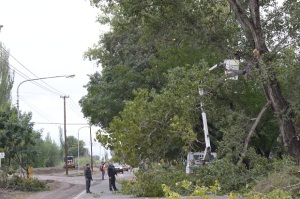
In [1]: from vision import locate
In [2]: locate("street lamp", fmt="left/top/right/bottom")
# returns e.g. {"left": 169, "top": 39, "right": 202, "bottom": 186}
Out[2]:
{"left": 16, "top": 74, "right": 75, "bottom": 175}
{"left": 16, "top": 74, "right": 75, "bottom": 119}
{"left": 77, "top": 125, "right": 90, "bottom": 174}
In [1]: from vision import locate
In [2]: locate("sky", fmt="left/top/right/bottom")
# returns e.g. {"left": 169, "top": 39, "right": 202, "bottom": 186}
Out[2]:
{"left": 0, "top": 0, "right": 109, "bottom": 159}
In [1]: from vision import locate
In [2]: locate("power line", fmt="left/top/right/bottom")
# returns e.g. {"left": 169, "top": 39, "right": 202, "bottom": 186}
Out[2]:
{"left": 0, "top": 55, "right": 64, "bottom": 96}
{"left": 20, "top": 96, "right": 55, "bottom": 123}
{"left": 0, "top": 46, "right": 67, "bottom": 96}
{"left": 68, "top": 97, "right": 84, "bottom": 119}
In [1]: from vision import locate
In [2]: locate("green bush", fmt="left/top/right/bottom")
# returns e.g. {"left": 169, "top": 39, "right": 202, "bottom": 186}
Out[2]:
{"left": 119, "top": 156, "right": 300, "bottom": 197}
{"left": 162, "top": 181, "right": 293, "bottom": 199}
{"left": 191, "top": 158, "right": 252, "bottom": 194}
{"left": 252, "top": 165, "right": 300, "bottom": 198}
{"left": 119, "top": 165, "right": 188, "bottom": 197}
{"left": 0, "top": 175, "right": 47, "bottom": 192}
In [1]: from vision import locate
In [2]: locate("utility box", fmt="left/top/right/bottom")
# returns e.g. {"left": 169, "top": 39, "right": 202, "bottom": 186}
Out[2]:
{"left": 224, "top": 59, "right": 240, "bottom": 80}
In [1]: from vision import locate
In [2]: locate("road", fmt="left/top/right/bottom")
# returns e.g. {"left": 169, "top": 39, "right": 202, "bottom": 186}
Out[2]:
{"left": 1, "top": 168, "right": 244, "bottom": 199}
{"left": 25, "top": 168, "right": 137, "bottom": 199}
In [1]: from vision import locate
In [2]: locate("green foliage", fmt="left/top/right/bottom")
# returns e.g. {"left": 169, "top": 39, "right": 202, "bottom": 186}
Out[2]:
{"left": 0, "top": 104, "right": 37, "bottom": 173}
{"left": 162, "top": 182, "right": 293, "bottom": 199}
{"left": 192, "top": 159, "right": 250, "bottom": 194}
{"left": 0, "top": 104, "right": 64, "bottom": 170}
{"left": 87, "top": 0, "right": 300, "bottom": 185}
{"left": 162, "top": 180, "right": 221, "bottom": 199}
{"left": 106, "top": 64, "right": 209, "bottom": 165}
{"left": 190, "top": 153, "right": 275, "bottom": 194}
{"left": 0, "top": 42, "right": 14, "bottom": 106}
{"left": 119, "top": 157, "right": 298, "bottom": 198}
{"left": 119, "top": 166, "right": 188, "bottom": 197}
{"left": 247, "top": 190, "right": 293, "bottom": 199}
{"left": 66, "top": 135, "right": 86, "bottom": 157}
{"left": 0, "top": 175, "right": 47, "bottom": 192}
{"left": 82, "top": 0, "right": 232, "bottom": 129}
{"left": 252, "top": 157, "right": 300, "bottom": 198}
{"left": 28, "top": 132, "right": 61, "bottom": 167}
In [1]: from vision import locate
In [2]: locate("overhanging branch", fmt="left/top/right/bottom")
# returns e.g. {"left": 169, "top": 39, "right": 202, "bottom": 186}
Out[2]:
{"left": 238, "top": 101, "right": 271, "bottom": 165}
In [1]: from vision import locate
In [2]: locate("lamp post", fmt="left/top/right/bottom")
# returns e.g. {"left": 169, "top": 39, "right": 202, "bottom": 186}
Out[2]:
{"left": 16, "top": 74, "right": 75, "bottom": 119}
{"left": 77, "top": 125, "right": 90, "bottom": 174}
{"left": 16, "top": 74, "right": 75, "bottom": 176}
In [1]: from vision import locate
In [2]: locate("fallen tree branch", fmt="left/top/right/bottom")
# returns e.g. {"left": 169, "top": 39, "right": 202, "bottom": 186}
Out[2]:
{"left": 238, "top": 101, "right": 271, "bottom": 165}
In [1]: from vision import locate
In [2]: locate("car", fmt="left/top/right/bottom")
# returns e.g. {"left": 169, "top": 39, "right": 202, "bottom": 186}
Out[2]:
{"left": 113, "top": 163, "right": 123, "bottom": 173}
{"left": 122, "top": 164, "right": 130, "bottom": 172}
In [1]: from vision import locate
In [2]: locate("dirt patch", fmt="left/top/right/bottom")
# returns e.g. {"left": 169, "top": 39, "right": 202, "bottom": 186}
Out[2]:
{"left": 0, "top": 180, "right": 83, "bottom": 199}
{"left": 24, "top": 181, "right": 83, "bottom": 199}
{"left": 0, "top": 188, "right": 32, "bottom": 199}
{"left": 32, "top": 167, "right": 73, "bottom": 175}
{"left": 0, "top": 178, "right": 61, "bottom": 199}
{"left": 0, "top": 167, "right": 84, "bottom": 199}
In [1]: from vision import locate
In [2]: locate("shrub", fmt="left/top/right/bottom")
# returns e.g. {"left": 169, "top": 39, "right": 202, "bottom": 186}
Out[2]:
{"left": 252, "top": 165, "right": 300, "bottom": 198}
{"left": 119, "top": 156, "right": 300, "bottom": 197}
{"left": 0, "top": 175, "right": 47, "bottom": 192}
{"left": 119, "top": 165, "right": 188, "bottom": 197}
{"left": 191, "top": 158, "right": 251, "bottom": 194}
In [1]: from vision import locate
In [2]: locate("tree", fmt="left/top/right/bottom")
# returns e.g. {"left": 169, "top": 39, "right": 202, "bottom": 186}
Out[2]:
{"left": 105, "top": 65, "right": 207, "bottom": 165}
{"left": 226, "top": 0, "right": 300, "bottom": 162}
{"left": 0, "top": 42, "right": 14, "bottom": 105}
{"left": 66, "top": 135, "right": 86, "bottom": 157}
{"left": 87, "top": 0, "right": 300, "bottom": 163}
{"left": 0, "top": 104, "right": 36, "bottom": 176}
{"left": 29, "top": 132, "right": 61, "bottom": 167}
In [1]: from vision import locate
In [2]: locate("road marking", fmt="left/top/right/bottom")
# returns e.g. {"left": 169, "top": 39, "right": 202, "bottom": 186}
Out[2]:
{"left": 72, "top": 190, "right": 86, "bottom": 199}
{"left": 72, "top": 180, "right": 103, "bottom": 199}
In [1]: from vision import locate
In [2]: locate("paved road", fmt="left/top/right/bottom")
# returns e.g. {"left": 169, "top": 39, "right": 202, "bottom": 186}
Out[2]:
{"left": 71, "top": 171, "right": 136, "bottom": 199}
{"left": 29, "top": 169, "right": 239, "bottom": 199}
{"left": 31, "top": 169, "right": 141, "bottom": 199}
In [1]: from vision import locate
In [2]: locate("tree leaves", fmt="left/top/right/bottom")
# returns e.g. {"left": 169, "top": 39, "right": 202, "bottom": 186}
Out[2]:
{"left": 84, "top": 0, "right": 300, "bottom": 163}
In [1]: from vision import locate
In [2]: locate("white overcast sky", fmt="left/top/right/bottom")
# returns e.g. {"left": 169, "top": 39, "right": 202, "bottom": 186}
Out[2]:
{"left": 0, "top": 0, "right": 109, "bottom": 158}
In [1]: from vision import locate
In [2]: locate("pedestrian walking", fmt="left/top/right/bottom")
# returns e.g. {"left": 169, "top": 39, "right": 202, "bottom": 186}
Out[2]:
{"left": 84, "top": 163, "right": 93, "bottom": 194}
{"left": 107, "top": 161, "right": 118, "bottom": 191}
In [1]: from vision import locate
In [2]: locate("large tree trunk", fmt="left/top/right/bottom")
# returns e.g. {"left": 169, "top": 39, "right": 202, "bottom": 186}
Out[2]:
{"left": 228, "top": 0, "right": 300, "bottom": 162}
{"left": 265, "top": 78, "right": 300, "bottom": 162}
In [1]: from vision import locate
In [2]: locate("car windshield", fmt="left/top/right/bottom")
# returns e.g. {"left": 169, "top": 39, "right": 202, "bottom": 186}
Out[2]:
{"left": 113, "top": 163, "right": 120, "bottom": 167}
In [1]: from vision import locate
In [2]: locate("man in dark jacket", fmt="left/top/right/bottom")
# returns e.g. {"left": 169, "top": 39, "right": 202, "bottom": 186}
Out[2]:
{"left": 107, "top": 161, "right": 118, "bottom": 191}
{"left": 84, "top": 163, "right": 93, "bottom": 193}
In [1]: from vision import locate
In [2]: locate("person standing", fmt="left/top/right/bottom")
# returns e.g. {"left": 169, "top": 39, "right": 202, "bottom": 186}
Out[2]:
{"left": 100, "top": 162, "right": 106, "bottom": 180}
{"left": 141, "top": 158, "right": 152, "bottom": 170}
{"left": 107, "top": 161, "right": 118, "bottom": 191}
{"left": 84, "top": 163, "right": 93, "bottom": 194}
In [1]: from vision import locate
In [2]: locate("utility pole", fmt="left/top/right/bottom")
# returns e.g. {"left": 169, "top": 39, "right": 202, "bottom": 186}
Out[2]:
{"left": 61, "top": 95, "right": 69, "bottom": 175}
{"left": 90, "top": 125, "right": 93, "bottom": 172}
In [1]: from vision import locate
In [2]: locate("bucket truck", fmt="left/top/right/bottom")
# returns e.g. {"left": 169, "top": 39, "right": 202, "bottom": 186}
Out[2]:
{"left": 186, "top": 59, "right": 239, "bottom": 174}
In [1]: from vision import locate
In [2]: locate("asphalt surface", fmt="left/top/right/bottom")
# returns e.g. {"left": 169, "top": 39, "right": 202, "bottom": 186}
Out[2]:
{"left": 71, "top": 171, "right": 137, "bottom": 199}
{"left": 32, "top": 169, "right": 144, "bottom": 199}
{"left": 31, "top": 168, "right": 239, "bottom": 199}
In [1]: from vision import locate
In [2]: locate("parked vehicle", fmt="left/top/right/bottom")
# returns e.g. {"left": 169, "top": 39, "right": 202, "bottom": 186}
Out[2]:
{"left": 122, "top": 164, "right": 130, "bottom": 171}
{"left": 113, "top": 163, "right": 123, "bottom": 173}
